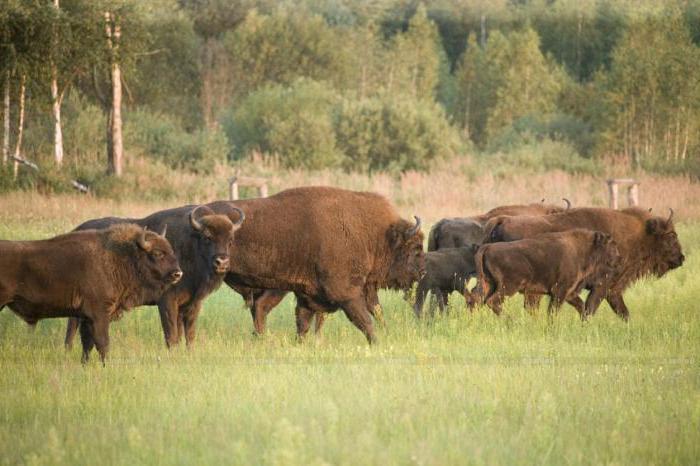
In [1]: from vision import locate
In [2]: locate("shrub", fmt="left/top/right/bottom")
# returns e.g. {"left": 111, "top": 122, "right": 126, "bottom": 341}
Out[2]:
{"left": 480, "top": 139, "right": 601, "bottom": 176}
{"left": 223, "top": 79, "right": 342, "bottom": 170}
{"left": 124, "top": 109, "right": 228, "bottom": 173}
{"left": 334, "top": 93, "right": 461, "bottom": 172}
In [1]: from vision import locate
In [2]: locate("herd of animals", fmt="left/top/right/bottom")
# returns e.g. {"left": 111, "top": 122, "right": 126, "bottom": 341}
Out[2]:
{"left": 0, "top": 186, "right": 686, "bottom": 364}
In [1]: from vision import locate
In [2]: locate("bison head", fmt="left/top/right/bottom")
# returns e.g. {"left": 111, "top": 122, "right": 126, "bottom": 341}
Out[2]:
{"left": 645, "top": 208, "right": 684, "bottom": 276}
{"left": 190, "top": 205, "right": 245, "bottom": 275}
{"left": 136, "top": 226, "right": 183, "bottom": 285}
{"left": 386, "top": 216, "right": 426, "bottom": 290}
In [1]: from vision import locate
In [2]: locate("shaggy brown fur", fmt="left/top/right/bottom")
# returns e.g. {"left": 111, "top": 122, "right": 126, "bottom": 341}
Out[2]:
{"left": 207, "top": 186, "right": 425, "bottom": 344}
{"left": 64, "top": 204, "right": 243, "bottom": 349}
{"left": 414, "top": 245, "right": 479, "bottom": 317}
{"left": 483, "top": 207, "right": 685, "bottom": 319}
{"left": 469, "top": 229, "right": 621, "bottom": 317}
{"left": 0, "top": 225, "right": 181, "bottom": 363}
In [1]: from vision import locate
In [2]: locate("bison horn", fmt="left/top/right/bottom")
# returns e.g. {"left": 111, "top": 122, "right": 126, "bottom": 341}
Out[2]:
{"left": 408, "top": 216, "right": 422, "bottom": 236}
{"left": 189, "top": 206, "right": 204, "bottom": 232}
{"left": 160, "top": 224, "right": 168, "bottom": 238}
{"left": 562, "top": 198, "right": 571, "bottom": 209}
{"left": 231, "top": 207, "right": 245, "bottom": 227}
{"left": 667, "top": 208, "right": 674, "bottom": 224}
{"left": 540, "top": 198, "right": 546, "bottom": 203}
{"left": 648, "top": 208, "right": 653, "bottom": 213}
{"left": 137, "top": 227, "right": 152, "bottom": 251}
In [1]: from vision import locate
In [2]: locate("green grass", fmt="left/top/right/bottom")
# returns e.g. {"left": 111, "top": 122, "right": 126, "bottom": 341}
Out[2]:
{"left": 0, "top": 220, "right": 698, "bottom": 465}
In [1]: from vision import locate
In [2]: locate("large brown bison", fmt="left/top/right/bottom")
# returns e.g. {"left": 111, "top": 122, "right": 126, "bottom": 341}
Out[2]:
{"left": 484, "top": 207, "right": 685, "bottom": 319}
{"left": 428, "top": 199, "right": 570, "bottom": 251}
{"left": 414, "top": 245, "right": 478, "bottom": 317}
{"left": 0, "top": 225, "right": 181, "bottom": 363}
{"left": 470, "top": 229, "right": 621, "bottom": 316}
{"left": 64, "top": 204, "right": 244, "bottom": 348}
{"left": 205, "top": 186, "right": 425, "bottom": 343}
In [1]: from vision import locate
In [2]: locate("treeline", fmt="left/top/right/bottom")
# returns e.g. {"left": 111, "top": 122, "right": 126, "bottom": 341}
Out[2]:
{"left": 1, "top": 0, "right": 699, "bottom": 193}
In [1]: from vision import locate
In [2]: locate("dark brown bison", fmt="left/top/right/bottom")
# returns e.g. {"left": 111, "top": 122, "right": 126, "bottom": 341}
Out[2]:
{"left": 427, "top": 199, "right": 570, "bottom": 251}
{"left": 470, "top": 229, "right": 621, "bottom": 316}
{"left": 414, "top": 245, "right": 479, "bottom": 317}
{"left": 483, "top": 207, "right": 684, "bottom": 319}
{"left": 205, "top": 186, "right": 425, "bottom": 343}
{"left": 0, "top": 225, "right": 181, "bottom": 363}
{"left": 64, "top": 204, "right": 244, "bottom": 348}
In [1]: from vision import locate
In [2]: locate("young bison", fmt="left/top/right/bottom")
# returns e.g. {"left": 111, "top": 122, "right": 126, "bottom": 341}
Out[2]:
{"left": 414, "top": 245, "right": 478, "bottom": 317}
{"left": 469, "top": 229, "right": 621, "bottom": 318}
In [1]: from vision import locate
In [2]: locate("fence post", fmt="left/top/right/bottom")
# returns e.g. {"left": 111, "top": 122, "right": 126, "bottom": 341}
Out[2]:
{"left": 607, "top": 180, "right": 619, "bottom": 209}
{"left": 228, "top": 177, "right": 239, "bottom": 201}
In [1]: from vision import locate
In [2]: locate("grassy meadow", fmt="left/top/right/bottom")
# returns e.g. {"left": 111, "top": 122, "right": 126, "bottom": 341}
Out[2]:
{"left": 0, "top": 196, "right": 699, "bottom": 465}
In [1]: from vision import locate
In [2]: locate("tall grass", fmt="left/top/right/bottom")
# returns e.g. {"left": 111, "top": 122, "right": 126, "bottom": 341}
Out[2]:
{"left": 0, "top": 209, "right": 698, "bottom": 465}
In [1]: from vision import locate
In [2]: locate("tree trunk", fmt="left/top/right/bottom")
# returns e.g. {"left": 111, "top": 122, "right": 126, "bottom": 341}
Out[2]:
{"left": 13, "top": 74, "right": 26, "bottom": 179}
{"left": 200, "top": 37, "right": 215, "bottom": 129}
{"left": 51, "top": 0, "right": 64, "bottom": 166}
{"left": 105, "top": 11, "right": 123, "bottom": 177}
{"left": 2, "top": 71, "right": 9, "bottom": 165}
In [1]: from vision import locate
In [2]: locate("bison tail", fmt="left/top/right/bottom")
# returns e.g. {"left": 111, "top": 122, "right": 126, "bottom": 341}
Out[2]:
{"left": 470, "top": 246, "right": 493, "bottom": 306}
{"left": 484, "top": 219, "right": 506, "bottom": 244}
{"left": 427, "top": 220, "right": 443, "bottom": 252}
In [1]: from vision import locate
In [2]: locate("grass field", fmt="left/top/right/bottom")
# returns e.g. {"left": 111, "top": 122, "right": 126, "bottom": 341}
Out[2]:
{"left": 0, "top": 211, "right": 698, "bottom": 465}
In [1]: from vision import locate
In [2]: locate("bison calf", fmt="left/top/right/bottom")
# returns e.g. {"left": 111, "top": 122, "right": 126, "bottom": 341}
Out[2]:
{"left": 0, "top": 225, "right": 181, "bottom": 363}
{"left": 469, "top": 229, "right": 621, "bottom": 317}
{"left": 414, "top": 245, "right": 478, "bottom": 317}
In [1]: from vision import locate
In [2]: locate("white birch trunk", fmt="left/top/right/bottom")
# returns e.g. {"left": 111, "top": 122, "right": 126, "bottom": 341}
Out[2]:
{"left": 105, "top": 11, "right": 123, "bottom": 177}
{"left": 13, "top": 74, "right": 26, "bottom": 179}
{"left": 51, "top": 0, "right": 64, "bottom": 166}
{"left": 2, "top": 71, "right": 9, "bottom": 165}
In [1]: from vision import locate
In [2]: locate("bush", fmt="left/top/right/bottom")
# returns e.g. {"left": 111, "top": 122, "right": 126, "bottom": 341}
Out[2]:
{"left": 481, "top": 139, "right": 601, "bottom": 176}
{"left": 124, "top": 109, "right": 228, "bottom": 173}
{"left": 223, "top": 79, "right": 342, "bottom": 170}
{"left": 334, "top": 93, "right": 461, "bottom": 172}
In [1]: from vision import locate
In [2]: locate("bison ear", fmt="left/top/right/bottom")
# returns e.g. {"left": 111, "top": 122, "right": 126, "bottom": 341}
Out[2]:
{"left": 646, "top": 218, "right": 666, "bottom": 236}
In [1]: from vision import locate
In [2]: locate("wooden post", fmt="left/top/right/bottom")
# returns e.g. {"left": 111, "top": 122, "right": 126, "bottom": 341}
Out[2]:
{"left": 228, "top": 176, "right": 239, "bottom": 201}
{"left": 228, "top": 174, "right": 267, "bottom": 200}
{"left": 607, "top": 180, "right": 619, "bottom": 209}
{"left": 628, "top": 183, "right": 639, "bottom": 207}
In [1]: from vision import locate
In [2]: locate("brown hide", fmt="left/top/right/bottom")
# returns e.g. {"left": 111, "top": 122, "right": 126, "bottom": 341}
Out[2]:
{"left": 0, "top": 225, "right": 180, "bottom": 363}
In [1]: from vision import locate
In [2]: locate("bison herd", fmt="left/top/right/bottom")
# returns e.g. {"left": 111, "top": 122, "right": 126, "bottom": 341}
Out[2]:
{"left": 0, "top": 186, "right": 686, "bottom": 364}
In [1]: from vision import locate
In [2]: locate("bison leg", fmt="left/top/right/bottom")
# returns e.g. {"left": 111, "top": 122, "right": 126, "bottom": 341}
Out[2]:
{"left": 252, "top": 289, "right": 287, "bottom": 335}
{"left": 65, "top": 317, "right": 80, "bottom": 350}
{"left": 91, "top": 317, "right": 110, "bottom": 366}
{"left": 413, "top": 287, "right": 427, "bottom": 318}
{"left": 566, "top": 296, "right": 586, "bottom": 318}
{"left": 523, "top": 293, "right": 542, "bottom": 311}
{"left": 158, "top": 294, "right": 182, "bottom": 348}
{"left": 182, "top": 302, "right": 203, "bottom": 348}
{"left": 435, "top": 289, "right": 448, "bottom": 315}
{"left": 79, "top": 319, "right": 95, "bottom": 364}
{"left": 341, "top": 297, "right": 376, "bottom": 344}
{"left": 485, "top": 292, "right": 504, "bottom": 316}
{"left": 313, "top": 312, "right": 326, "bottom": 334}
{"left": 583, "top": 286, "right": 609, "bottom": 319}
{"left": 295, "top": 305, "right": 315, "bottom": 340}
{"left": 605, "top": 292, "right": 630, "bottom": 321}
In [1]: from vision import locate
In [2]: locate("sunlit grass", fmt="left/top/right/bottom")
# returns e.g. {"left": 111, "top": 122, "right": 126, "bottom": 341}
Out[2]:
{"left": 0, "top": 218, "right": 698, "bottom": 465}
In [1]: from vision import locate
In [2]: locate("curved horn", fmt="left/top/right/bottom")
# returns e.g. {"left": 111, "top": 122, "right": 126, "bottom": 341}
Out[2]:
{"left": 160, "top": 224, "right": 168, "bottom": 238}
{"left": 231, "top": 207, "right": 245, "bottom": 227}
{"left": 562, "top": 198, "right": 571, "bottom": 210}
{"left": 540, "top": 198, "right": 546, "bottom": 203}
{"left": 189, "top": 206, "right": 204, "bottom": 232}
{"left": 648, "top": 207, "right": 653, "bottom": 213}
{"left": 408, "top": 216, "right": 422, "bottom": 236}
{"left": 137, "top": 227, "right": 151, "bottom": 251}
{"left": 667, "top": 208, "right": 674, "bottom": 224}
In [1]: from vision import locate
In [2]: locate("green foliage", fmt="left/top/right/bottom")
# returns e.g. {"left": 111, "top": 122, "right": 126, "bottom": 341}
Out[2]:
{"left": 223, "top": 8, "right": 352, "bottom": 101}
{"left": 223, "top": 79, "right": 342, "bottom": 169}
{"left": 335, "top": 93, "right": 460, "bottom": 172}
{"left": 124, "top": 109, "right": 228, "bottom": 173}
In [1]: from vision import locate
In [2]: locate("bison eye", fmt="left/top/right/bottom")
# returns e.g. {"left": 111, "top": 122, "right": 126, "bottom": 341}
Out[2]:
{"left": 152, "top": 250, "right": 164, "bottom": 259}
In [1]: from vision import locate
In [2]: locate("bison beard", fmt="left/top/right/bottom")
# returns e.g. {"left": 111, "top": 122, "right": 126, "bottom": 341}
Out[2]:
{"left": 482, "top": 207, "right": 684, "bottom": 319}
{"left": 0, "top": 225, "right": 181, "bottom": 363}
{"left": 206, "top": 186, "right": 425, "bottom": 344}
